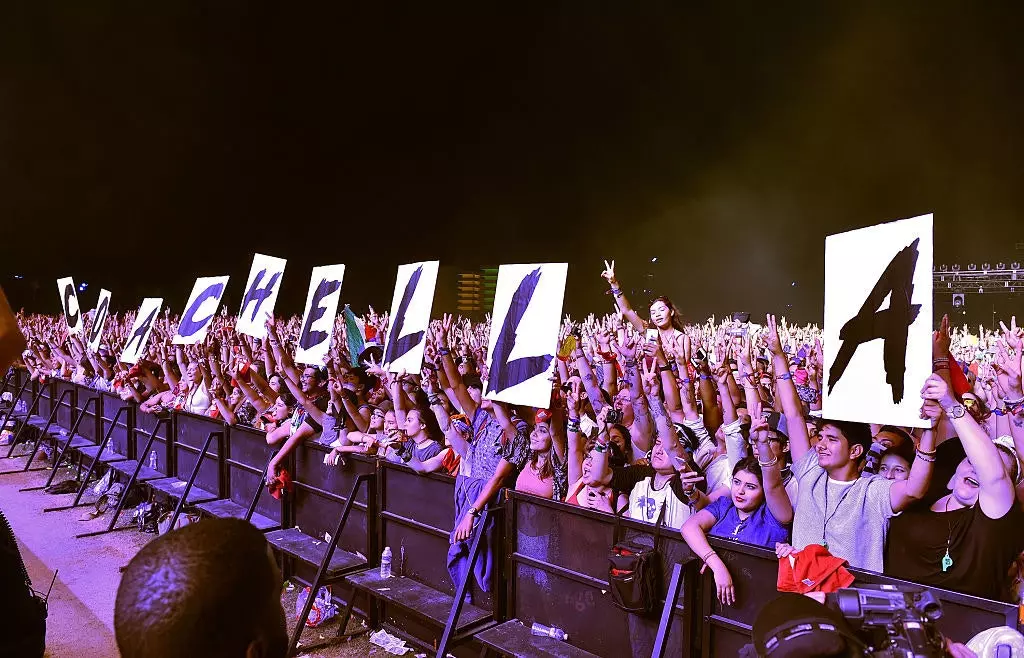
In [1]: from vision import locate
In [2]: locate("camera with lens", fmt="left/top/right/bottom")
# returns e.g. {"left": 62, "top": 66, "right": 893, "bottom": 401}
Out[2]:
{"left": 743, "top": 585, "right": 946, "bottom": 657}
{"left": 828, "top": 584, "right": 945, "bottom": 657}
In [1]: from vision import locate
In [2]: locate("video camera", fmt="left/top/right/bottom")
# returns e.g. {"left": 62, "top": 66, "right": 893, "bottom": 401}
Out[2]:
{"left": 828, "top": 584, "right": 945, "bottom": 657}
{"left": 743, "top": 584, "right": 947, "bottom": 657}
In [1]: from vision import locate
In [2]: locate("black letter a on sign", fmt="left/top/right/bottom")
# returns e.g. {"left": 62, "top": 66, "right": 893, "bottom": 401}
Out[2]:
{"left": 383, "top": 266, "right": 425, "bottom": 366}
{"left": 827, "top": 238, "right": 922, "bottom": 403}
{"left": 124, "top": 306, "right": 159, "bottom": 360}
{"left": 486, "top": 268, "right": 554, "bottom": 395}
{"left": 241, "top": 269, "right": 282, "bottom": 322}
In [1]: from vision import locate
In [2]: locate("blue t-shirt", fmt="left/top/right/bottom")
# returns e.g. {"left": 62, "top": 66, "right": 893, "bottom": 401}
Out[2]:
{"left": 705, "top": 495, "right": 790, "bottom": 548}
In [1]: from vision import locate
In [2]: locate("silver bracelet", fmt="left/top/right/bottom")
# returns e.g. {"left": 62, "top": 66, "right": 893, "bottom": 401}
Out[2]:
{"left": 758, "top": 455, "right": 779, "bottom": 468}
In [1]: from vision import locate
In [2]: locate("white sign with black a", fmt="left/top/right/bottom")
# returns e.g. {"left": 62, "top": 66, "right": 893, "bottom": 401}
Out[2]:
{"left": 121, "top": 298, "right": 163, "bottom": 365}
{"left": 484, "top": 262, "right": 568, "bottom": 408}
{"left": 822, "top": 213, "right": 933, "bottom": 428}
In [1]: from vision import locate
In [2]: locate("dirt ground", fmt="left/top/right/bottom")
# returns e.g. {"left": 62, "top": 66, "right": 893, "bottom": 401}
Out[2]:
{"left": 0, "top": 444, "right": 388, "bottom": 658}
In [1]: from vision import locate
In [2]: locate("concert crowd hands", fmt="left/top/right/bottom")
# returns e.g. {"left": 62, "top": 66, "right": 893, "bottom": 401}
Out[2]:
{"left": 10, "top": 263, "right": 1024, "bottom": 639}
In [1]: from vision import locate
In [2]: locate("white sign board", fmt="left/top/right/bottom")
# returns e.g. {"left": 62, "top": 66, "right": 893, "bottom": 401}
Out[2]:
{"left": 823, "top": 214, "right": 933, "bottom": 428}
{"left": 236, "top": 253, "right": 287, "bottom": 338}
{"left": 121, "top": 298, "right": 163, "bottom": 365}
{"left": 484, "top": 263, "right": 568, "bottom": 408}
{"left": 87, "top": 289, "right": 112, "bottom": 352}
{"left": 174, "top": 276, "right": 230, "bottom": 345}
{"left": 384, "top": 261, "right": 439, "bottom": 375}
{"left": 294, "top": 264, "right": 346, "bottom": 365}
{"left": 56, "top": 277, "right": 84, "bottom": 335}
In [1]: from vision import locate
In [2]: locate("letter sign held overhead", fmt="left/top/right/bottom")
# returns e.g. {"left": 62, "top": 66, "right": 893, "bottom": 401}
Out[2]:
{"left": 174, "top": 276, "right": 230, "bottom": 345}
{"left": 87, "top": 289, "right": 112, "bottom": 352}
{"left": 294, "top": 264, "right": 346, "bottom": 366}
{"left": 121, "top": 298, "right": 163, "bottom": 365}
{"left": 384, "top": 261, "right": 439, "bottom": 375}
{"left": 56, "top": 277, "right": 83, "bottom": 335}
{"left": 236, "top": 253, "right": 287, "bottom": 339}
{"left": 822, "top": 213, "right": 933, "bottom": 428}
{"left": 484, "top": 263, "right": 568, "bottom": 408}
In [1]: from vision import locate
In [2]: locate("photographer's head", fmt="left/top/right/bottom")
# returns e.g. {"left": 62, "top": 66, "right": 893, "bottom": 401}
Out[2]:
{"left": 114, "top": 518, "right": 287, "bottom": 658}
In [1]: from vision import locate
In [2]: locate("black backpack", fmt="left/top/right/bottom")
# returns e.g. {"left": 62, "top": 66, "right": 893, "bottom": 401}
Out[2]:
{"left": 607, "top": 502, "right": 665, "bottom": 615}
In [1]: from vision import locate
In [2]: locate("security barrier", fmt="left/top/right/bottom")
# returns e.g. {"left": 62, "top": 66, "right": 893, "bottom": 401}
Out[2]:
{"left": 13, "top": 375, "right": 1021, "bottom": 658}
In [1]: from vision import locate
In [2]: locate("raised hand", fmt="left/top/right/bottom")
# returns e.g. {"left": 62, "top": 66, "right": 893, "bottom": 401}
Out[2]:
{"left": 765, "top": 313, "right": 784, "bottom": 356}
{"left": 933, "top": 314, "right": 951, "bottom": 359}
{"left": 601, "top": 259, "right": 618, "bottom": 287}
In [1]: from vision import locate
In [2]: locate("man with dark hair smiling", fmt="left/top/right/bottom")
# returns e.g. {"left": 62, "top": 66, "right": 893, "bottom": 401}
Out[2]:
{"left": 115, "top": 518, "right": 287, "bottom": 658}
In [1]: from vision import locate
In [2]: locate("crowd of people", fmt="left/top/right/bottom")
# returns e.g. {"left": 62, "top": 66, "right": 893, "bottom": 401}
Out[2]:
{"left": 9, "top": 264, "right": 1024, "bottom": 615}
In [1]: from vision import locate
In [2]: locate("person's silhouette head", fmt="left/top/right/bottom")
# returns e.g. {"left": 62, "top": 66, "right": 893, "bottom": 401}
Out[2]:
{"left": 115, "top": 518, "right": 287, "bottom": 658}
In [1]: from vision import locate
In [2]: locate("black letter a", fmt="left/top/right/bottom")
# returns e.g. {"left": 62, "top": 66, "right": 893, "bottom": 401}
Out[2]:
{"left": 827, "top": 238, "right": 922, "bottom": 403}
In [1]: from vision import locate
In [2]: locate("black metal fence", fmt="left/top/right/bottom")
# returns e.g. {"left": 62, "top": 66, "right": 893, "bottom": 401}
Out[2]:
{"left": 23, "top": 376, "right": 1021, "bottom": 657}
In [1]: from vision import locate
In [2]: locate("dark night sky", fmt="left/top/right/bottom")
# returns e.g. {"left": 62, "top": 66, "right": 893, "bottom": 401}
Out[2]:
{"left": 2, "top": 4, "right": 1023, "bottom": 323}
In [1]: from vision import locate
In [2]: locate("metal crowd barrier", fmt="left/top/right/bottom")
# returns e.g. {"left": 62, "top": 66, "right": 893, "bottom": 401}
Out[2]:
{"left": 9, "top": 374, "right": 1020, "bottom": 657}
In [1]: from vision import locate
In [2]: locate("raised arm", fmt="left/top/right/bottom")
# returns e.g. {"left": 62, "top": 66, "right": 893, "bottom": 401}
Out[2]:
{"left": 764, "top": 315, "right": 810, "bottom": 459}
{"left": 750, "top": 418, "right": 793, "bottom": 524}
{"left": 601, "top": 260, "right": 646, "bottom": 333}
{"left": 923, "top": 374, "right": 1013, "bottom": 517}
{"left": 435, "top": 315, "right": 477, "bottom": 417}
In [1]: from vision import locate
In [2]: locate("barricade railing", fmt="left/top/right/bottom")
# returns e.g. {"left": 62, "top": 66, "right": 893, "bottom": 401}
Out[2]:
{"left": 502, "top": 491, "right": 695, "bottom": 658}
{"left": 697, "top": 536, "right": 1021, "bottom": 658}
{"left": 21, "top": 395, "right": 1024, "bottom": 656}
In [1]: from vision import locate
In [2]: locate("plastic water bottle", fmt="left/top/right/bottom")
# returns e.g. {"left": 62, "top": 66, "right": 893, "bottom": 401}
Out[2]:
{"left": 380, "top": 547, "right": 392, "bottom": 580}
{"left": 148, "top": 450, "right": 158, "bottom": 470}
{"left": 531, "top": 622, "right": 568, "bottom": 641}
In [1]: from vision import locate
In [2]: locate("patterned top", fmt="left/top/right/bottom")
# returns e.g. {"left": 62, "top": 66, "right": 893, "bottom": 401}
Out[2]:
{"left": 467, "top": 408, "right": 530, "bottom": 482}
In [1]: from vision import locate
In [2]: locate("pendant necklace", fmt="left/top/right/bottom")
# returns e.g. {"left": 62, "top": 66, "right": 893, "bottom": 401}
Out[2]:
{"left": 821, "top": 475, "right": 856, "bottom": 551}
{"left": 941, "top": 497, "right": 955, "bottom": 572}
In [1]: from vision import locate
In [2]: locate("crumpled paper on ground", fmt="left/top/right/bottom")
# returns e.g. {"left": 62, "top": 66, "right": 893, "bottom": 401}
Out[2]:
{"left": 369, "top": 629, "right": 411, "bottom": 655}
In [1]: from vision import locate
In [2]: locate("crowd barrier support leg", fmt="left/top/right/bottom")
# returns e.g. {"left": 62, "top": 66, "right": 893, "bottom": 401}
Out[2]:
{"left": 76, "top": 417, "right": 170, "bottom": 540}
{"left": 435, "top": 506, "right": 500, "bottom": 658}
{"left": 0, "top": 370, "right": 13, "bottom": 399}
{"left": 651, "top": 562, "right": 684, "bottom": 658}
{"left": 288, "top": 473, "right": 372, "bottom": 657}
{"left": 23, "top": 396, "right": 98, "bottom": 474}
{"left": 2, "top": 384, "right": 49, "bottom": 460}
{"left": 245, "top": 461, "right": 271, "bottom": 522}
{"left": 1, "top": 388, "right": 74, "bottom": 474}
{"left": 167, "top": 431, "right": 220, "bottom": 530}
{"left": 43, "top": 406, "right": 128, "bottom": 512}
{"left": 0, "top": 377, "right": 32, "bottom": 441}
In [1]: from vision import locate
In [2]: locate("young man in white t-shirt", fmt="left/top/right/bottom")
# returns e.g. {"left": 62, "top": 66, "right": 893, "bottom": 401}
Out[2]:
{"left": 780, "top": 418, "right": 933, "bottom": 572}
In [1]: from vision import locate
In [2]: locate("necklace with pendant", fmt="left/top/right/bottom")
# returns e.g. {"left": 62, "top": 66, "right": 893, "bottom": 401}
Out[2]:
{"left": 941, "top": 496, "right": 955, "bottom": 572}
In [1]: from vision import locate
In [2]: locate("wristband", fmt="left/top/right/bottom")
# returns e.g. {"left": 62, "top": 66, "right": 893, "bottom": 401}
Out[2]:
{"left": 593, "top": 442, "right": 608, "bottom": 453}
{"left": 680, "top": 377, "right": 692, "bottom": 384}
{"left": 428, "top": 395, "right": 442, "bottom": 406}
{"left": 1004, "top": 395, "right": 1024, "bottom": 408}
{"left": 438, "top": 348, "right": 451, "bottom": 356}
{"left": 610, "top": 288, "right": 624, "bottom": 298}
{"left": 699, "top": 375, "right": 711, "bottom": 381}
{"left": 658, "top": 364, "right": 673, "bottom": 372}
{"left": 775, "top": 373, "right": 792, "bottom": 381}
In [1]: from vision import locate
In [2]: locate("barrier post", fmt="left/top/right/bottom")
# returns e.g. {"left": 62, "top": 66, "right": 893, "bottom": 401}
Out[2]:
{"left": 42, "top": 406, "right": 129, "bottom": 511}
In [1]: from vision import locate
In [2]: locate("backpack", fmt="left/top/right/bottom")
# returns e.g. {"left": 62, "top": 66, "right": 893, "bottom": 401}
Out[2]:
{"left": 607, "top": 502, "right": 665, "bottom": 615}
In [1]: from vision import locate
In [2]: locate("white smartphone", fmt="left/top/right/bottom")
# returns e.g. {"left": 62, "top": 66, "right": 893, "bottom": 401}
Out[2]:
{"left": 645, "top": 328, "right": 659, "bottom": 343}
